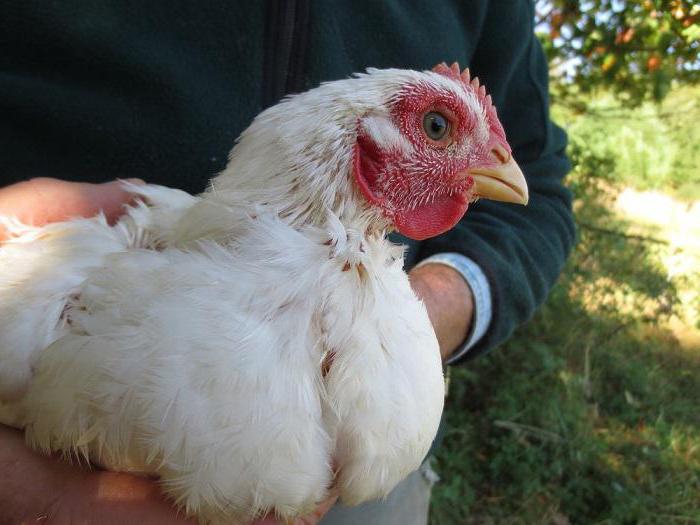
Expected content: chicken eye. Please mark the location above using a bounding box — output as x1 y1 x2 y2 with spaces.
422 112 449 141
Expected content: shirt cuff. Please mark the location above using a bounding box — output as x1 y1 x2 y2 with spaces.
414 253 492 364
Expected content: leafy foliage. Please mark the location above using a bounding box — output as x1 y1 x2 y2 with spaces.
537 0 700 104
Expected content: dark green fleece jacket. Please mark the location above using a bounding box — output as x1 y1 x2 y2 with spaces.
0 1 575 362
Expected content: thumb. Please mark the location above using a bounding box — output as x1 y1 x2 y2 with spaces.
83 178 146 224
0 178 145 230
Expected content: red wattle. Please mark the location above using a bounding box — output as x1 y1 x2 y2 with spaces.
393 193 469 240
353 134 384 206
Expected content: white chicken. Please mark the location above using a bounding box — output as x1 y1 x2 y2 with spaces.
0 63 527 523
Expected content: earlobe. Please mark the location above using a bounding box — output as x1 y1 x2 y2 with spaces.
352 136 383 206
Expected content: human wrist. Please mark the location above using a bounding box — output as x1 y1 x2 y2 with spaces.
415 253 493 363
408 263 474 361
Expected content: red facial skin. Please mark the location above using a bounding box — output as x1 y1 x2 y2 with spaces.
353 72 511 240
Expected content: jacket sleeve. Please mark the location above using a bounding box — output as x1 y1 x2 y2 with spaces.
416 0 576 361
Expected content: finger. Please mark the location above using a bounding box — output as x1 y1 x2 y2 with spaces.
0 178 145 228
249 490 339 525
85 179 146 224
298 490 340 525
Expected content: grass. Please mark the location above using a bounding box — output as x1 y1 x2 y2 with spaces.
429 86 700 524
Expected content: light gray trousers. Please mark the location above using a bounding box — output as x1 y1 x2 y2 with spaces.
320 460 436 525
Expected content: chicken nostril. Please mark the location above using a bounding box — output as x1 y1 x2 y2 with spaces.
491 145 510 164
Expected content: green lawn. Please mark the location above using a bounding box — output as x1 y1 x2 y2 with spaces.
429 87 700 524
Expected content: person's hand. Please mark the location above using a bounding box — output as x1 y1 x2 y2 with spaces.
409 263 474 361
0 178 337 524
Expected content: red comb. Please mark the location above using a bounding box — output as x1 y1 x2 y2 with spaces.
432 61 473 82
431 61 505 142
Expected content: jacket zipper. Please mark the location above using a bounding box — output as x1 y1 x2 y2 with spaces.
262 0 310 109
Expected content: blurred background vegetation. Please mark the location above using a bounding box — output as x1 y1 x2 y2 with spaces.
430 1 700 523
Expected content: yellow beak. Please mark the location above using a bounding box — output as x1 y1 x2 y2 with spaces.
468 145 529 205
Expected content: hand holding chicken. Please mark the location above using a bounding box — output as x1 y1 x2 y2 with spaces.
0 63 526 524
